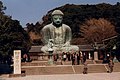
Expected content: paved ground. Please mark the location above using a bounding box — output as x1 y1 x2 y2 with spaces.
1 72 120 80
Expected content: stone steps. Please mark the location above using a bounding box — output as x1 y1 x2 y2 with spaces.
86 60 94 64
73 65 84 74
21 60 120 75
114 63 120 72
22 66 74 75
105 63 120 72
88 65 107 73
22 64 109 75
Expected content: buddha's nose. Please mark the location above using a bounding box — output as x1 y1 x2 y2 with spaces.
56 20 60 23
56 19 61 23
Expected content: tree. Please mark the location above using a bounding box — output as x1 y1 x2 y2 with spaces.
80 18 117 44
26 22 43 45
0 1 6 14
0 18 31 56
117 35 120 49
0 1 31 61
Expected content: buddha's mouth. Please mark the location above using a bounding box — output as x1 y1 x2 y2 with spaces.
56 21 61 24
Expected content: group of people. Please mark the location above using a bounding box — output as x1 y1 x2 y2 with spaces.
52 51 88 74
21 53 32 62
52 51 87 65
52 51 115 74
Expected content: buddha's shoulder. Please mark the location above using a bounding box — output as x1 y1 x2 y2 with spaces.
43 23 53 28
62 24 71 29
43 23 70 29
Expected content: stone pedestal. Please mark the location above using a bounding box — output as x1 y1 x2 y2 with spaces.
94 51 98 60
48 48 54 65
48 55 53 65
113 56 119 63
13 50 21 74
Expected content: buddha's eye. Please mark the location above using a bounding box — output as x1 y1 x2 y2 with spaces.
59 17 62 20
53 15 63 20
54 18 58 20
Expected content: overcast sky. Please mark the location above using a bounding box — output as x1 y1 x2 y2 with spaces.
2 0 120 27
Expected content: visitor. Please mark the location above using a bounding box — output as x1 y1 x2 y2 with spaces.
83 52 86 63
63 52 67 62
22 53 32 62
77 53 80 65
83 62 88 74
67 52 71 61
108 60 114 73
71 53 75 65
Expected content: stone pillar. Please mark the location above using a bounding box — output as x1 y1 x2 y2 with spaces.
13 50 21 74
94 51 98 60
88 53 91 59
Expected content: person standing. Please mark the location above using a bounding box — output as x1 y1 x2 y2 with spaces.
77 53 80 65
108 60 114 73
63 52 67 62
83 62 88 74
83 52 86 63
71 53 75 65
67 52 71 61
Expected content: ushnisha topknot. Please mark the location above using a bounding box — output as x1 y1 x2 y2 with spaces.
51 10 64 16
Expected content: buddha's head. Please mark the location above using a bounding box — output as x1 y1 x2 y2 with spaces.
51 10 64 27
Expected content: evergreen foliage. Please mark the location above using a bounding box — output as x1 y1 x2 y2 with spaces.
0 1 31 58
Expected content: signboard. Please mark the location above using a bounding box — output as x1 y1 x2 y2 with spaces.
13 50 21 74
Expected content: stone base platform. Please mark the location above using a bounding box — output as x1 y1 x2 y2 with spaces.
9 73 26 78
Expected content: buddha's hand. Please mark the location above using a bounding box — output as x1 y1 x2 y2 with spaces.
63 42 70 47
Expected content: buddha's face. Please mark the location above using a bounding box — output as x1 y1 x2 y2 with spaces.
52 15 63 25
